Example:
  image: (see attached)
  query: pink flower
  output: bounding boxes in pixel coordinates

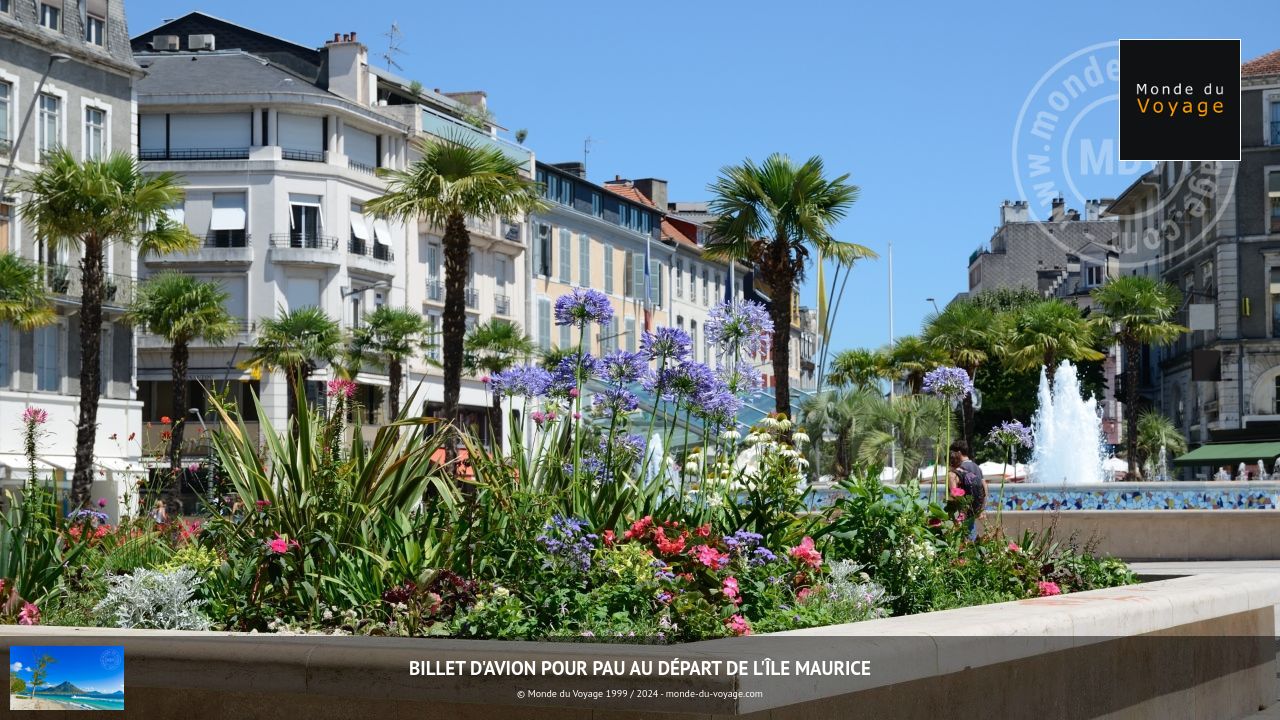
[572,412,581,420]
[789,537,823,570]
[326,378,357,399]
[97,498,107,508]
[18,601,40,626]
[950,486,966,497]
[481,375,491,384]
[531,410,547,425]
[267,532,300,555]
[693,544,729,568]
[187,463,200,474]
[1037,581,1061,597]
[955,512,966,523]
[797,587,814,603]
[722,577,741,605]
[569,388,580,398]
[255,499,271,509]
[724,614,751,636]
[22,407,48,425]
[1008,542,1021,552]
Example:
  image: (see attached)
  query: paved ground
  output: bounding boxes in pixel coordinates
[1129,562,1280,718]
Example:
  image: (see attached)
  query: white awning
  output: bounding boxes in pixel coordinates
[164,207,185,225]
[210,194,247,231]
[95,457,144,474]
[353,371,390,388]
[373,219,393,244]
[40,456,77,472]
[0,454,53,471]
[350,211,370,240]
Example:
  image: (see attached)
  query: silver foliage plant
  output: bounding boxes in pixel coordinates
[93,566,212,631]
[825,559,891,619]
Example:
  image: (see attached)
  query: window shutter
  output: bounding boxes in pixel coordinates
[582,324,591,353]
[604,244,613,294]
[625,317,636,352]
[633,252,645,300]
[579,234,590,286]
[559,229,571,282]
[623,252,633,297]
[559,323,570,350]
[538,298,550,350]
[650,260,663,307]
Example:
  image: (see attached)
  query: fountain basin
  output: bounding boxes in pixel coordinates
[804,482,1280,511]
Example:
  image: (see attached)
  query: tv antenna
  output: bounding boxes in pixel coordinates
[584,135,600,166]
[381,22,405,72]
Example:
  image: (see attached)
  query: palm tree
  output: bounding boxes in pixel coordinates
[1135,409,1187,475]
[245,307,343,421]
[1092,276,1187,479]
[923,299,995,443]
[856,393,953,482]
[365,134,545,433]
[706,153,874,416]
[464,318,536,447]
[825,348,890,391]
[0,252,53,329]
[887,335,946,394]
[17,150,196,509]
[1001,300,1103,386]
[127,273,236,502]
[351,306,431,419]
[800,387,879,480]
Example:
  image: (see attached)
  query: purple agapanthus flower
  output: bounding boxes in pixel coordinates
[693,385,742,430]
[592,386,639,416]
[554,288,614,328]
[489,365,553,399]
[599,350,648,385]
[640,327,692,365]
[551,354,601,396]
[716,363,763,398]
[646,360,717,403]
[922,365,974,401]
[705,300,773,358]
[989,420,1033,449]
[611,433,646,463]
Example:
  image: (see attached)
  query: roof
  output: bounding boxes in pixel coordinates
[135,50,334,98]
[1243,49,1280,78]
[602,182,657,208]
[661,219,697,248]
[1174,441,1280,466]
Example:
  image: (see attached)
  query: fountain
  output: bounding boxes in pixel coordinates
[1028,361,1107,484]
[1259,459,1270,483]
[1238,462,1248,482]
[1154,446,1170,482]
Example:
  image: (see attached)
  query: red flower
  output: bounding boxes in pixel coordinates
[693,544,728,568]
[602,530,616,547]
[653,527,686,555]
[724,614,751,636]
[1037,581,1061,597]
[788,537,823,570]
[928,518,942,527]
[694,524,712,538]
[950,486,966,497]
[1008,542,1021,552]
[127,432,136,441]
[722,577,741,605]
[267,532,300,555]
[161,416,172,425]
[624,516,653,541]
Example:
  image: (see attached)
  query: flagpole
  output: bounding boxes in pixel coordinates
[888,242,897,473]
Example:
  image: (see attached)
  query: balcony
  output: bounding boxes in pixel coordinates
[465,287,479,310]
[268,233,340,267]
[139,319,252,349]
[139,147,251,161]
[281,148,324,163]
[426,279,443,303]
[43,264,133,310]
[147,232,253,266]
[1273,121,1280,146]
[348,158,376,175]
[347,236,396,277]
[494,293,510,316]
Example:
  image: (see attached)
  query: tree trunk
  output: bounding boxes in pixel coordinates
[490,392,503,451]
[766,265,793,419]
[167,341,189,514]
[1124,338,1141,479]
[960,365,976,445]
[1044,350,1057,388]
[441,212,471,459]
[388,357,402,419]
[70,242,104,510]
[284,367,298,423]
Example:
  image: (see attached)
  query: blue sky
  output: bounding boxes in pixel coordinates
[9,646,125,693]
[126,1,1277,353]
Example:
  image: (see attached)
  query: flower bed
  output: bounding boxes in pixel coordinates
[1,294,1134,640]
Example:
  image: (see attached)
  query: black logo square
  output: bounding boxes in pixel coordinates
[1119,39,1240,161]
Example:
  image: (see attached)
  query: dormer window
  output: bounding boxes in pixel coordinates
[39,1,61,31]
[1083,264,1104,287]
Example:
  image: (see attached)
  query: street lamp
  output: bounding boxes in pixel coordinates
[0,52,72,201]
[341,280,391,299]
[926,297,940,314]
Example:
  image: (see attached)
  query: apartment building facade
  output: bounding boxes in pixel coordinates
[0,0,144,503]
[131,13,529,451]
[1108,49,1280,462]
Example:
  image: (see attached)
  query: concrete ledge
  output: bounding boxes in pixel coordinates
[3,574,1279,718]
[986,510,1280,560]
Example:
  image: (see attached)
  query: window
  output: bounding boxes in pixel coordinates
[715,272,721,303]
[543,173,573,206]
[1271,268,1280,338]
[558,229,571,282]
[35,324,59,391]
[701,268,709,305]
[591,191,602,218]
[1271,100,1280,145]
[579,234,590,286]
[1274,376,1280,415]
[690,320,698,362]
[648,260,663,307]
[0,0,9,13]
[84,106,106,159]
[625,317,636,352]
[425,313,440,361]
[533,224,551,277]
[675,259,683,298]
[626,251,645,299]
[0,323,9,388]
[0,81,10,149]
[495,256,508,292]
[211,193,247,247]
[99,327,110,396]
[39,1,60,30]
[538,297,551,351]
[582,323,591,353]
[1084,264,1104,287]
[603,244,613,294]
[85,7,106,46]
[559,320,570,349]
[0,202,9,254]
[289,196,323,246]
[38,94,60,155]
[1201,260,1214,291]
[1269,171,1280,234]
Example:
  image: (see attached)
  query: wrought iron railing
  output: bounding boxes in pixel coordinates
[494,293,510,316]
[348,158,375,175]
[269,232,338,250]
[426,279,443,302]
[465,287,479,309]
[139,147,250,160]
[42,264,133,307]
[204,231,249,248]
[1272,121,1280,146]
[348,237,394,261]
[282,148,324,162]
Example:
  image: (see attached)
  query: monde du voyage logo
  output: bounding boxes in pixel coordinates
[1119,39,1241,161]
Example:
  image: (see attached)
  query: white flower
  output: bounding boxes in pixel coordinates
[721,429,742,442]
[792,431,810,446]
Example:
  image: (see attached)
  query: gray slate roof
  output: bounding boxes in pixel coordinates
[135,50,332,99]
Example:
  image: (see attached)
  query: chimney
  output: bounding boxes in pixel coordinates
[999,200,1029,225]
[632,178,668,210]
[324,32,368,105]
[551,162,587,179]
[1051,197,1066,222]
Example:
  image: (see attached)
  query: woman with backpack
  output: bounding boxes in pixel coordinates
[946,440,987,541]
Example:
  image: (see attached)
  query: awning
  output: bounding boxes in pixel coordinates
[95,457,144,474]
[210,195,247,231]
[1174,441,1280,466]
[349,211,370,240]
[40,456,77,472]
[0,454,54,472]
[164,207,185,225]
[373,219,393,245]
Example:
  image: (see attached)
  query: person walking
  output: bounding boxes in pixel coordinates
[947,440,987,541]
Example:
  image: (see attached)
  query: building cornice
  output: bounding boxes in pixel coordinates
[0,19,143,79]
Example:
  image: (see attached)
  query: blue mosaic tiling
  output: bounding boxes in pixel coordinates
[803,482,1280,511]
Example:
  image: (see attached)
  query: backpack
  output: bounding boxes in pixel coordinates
[957,460,986,512]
